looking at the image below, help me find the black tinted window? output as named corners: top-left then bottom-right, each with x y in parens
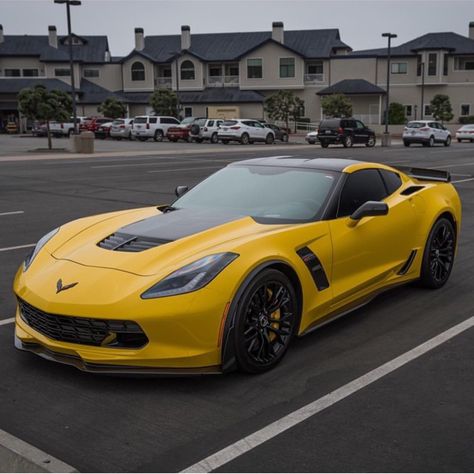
top-left (149, 117), bottom-right (158, 124)
top-left (380, 170), bottom-right (402, 195)
top-left (320, 119), bottom-right (340, 129)
top-left (338, 170), bottom-right (387, 217)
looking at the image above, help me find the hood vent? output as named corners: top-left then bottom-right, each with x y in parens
top-left (98, 232), bottom-right (171, 252)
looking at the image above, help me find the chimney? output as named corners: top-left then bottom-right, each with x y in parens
top-left (470, 21), bottom-right (474, 40)
top-left (48, 25), bottom-right (57, 48)
top-left (181, 25), bottom-right (191, 51)
top-left (135, 27), bottom-right (144, 51)
top-left (272, 21), bottom-right (284, 44)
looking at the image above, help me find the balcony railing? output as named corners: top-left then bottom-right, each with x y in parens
top-left (155, 77), bottom-right (172, 88)
top-left (207, 75), bottom-right (239, 87)
top-left (304, 73), bottom-right (324, 83)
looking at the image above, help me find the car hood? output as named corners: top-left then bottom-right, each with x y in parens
top-left (51, 207), bottom-right (288, 277)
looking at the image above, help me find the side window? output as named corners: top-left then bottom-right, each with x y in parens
top-left (380, 170), bottom-right (402, 195)
top-left (216, 120), bottom-right (223, 126)
top-left (242, 120), bottom-right (253, 127)
top-left (338, 170), bottom-right (388, 218)
top-left (207, 120), bottom-right (214, 127)
top-left (356, 121), bottom-right (365, 129)
top-left (428, 122), bottom-right (437, 129)
top-left (254, 122), bottom-right (264, 128)
top-left (149, 117), bottom-right (158, 124)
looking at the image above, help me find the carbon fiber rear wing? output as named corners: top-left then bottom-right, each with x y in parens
top-left (391, 165), bottom-right (451, 183)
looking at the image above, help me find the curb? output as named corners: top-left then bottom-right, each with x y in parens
top-left (0, 429), bottom-right (77, 473)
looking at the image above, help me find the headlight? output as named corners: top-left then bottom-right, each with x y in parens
top-left (141, 252), bottom-right (239, 299)
top-left (23, 227), bottom-right (60, 271)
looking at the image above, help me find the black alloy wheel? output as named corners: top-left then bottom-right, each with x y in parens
top-left (234, 269), bottom-right (297, 373)
top-left (419, 218), bottom-right (455, 289)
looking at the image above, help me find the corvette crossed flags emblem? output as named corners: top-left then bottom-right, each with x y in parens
top-left (56, 279), bottom-right (79, 294)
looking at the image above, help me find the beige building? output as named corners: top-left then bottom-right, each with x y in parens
top-left (1, 21), bottom-right (473, 126)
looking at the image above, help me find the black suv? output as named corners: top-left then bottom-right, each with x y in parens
top-left (318, 118), bottom-right (376, 148)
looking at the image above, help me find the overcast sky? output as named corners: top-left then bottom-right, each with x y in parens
top-left (1, 0), bottom-right (474, 56)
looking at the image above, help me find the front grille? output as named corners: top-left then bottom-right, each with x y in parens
top-left (18, 299), bottom-right (148, 349)
top-left (98, 232), bottom-right (170, 252)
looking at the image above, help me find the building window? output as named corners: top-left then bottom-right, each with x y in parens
top-left (443, 54), bottom-right (448, 76)
top-left (428, 53), bottom-right (437, 76)
top-left (306, 61), bottom-right (323, 75)
top-left (180, 60), bottom-right (195, 80)
top-left (184, 107), bottom-right (193, 117)
top-left (22, 69), bottom-right (39, 77)
top-left (162, 67), bottom-right (172, 78)
top-left (461, 104), bottom-right (471, 116)
top-left (405, 105), bottom-right (413, 117)
top-left (5, 69), bottom-right (21, 77)
top-left (454, 56), bottom-right (474, 70)
top-left (226, 63), bottom-right (239, 76)
top-left (416, 55), bottom-right (423, 76)
top-left (208, 65), bottom-right (222, 77)
top-left (391, 62), bottom-right (407, 74)
top-left (247, 58), bottom-right (263, 79)
top-left (280, 57), bottom-right (295, 78)
top-left (131, 61), bottom-right (145, 81)
top-left (55, 68), bottom-right (71, 77)
top-left (424, 104), bottom-right (433, 116)
top-left (84, 69), bottom-right (100, 78)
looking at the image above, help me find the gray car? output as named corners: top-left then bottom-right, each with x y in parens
top-left (110, 118), bottom-right (134, 140)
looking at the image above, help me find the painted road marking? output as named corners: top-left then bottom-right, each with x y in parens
top-left (430, 161), bottom-right (474, 169)
top-left (0, 318), bottom-right (14, 326)
top-left (182, 316), bottom-right (474, 473)
top-left (0, 427), bottom-right (77, 473)
top-left (0, 211), bottom-right (24, 217)
top-left (452, 177), bottom-right (474, 184)
top-left (0, 244), bottom-right (35, 253)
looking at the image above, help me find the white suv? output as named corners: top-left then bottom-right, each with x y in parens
top-left (189, 118), bottom-right (224, 143)
top-left (217, 119), bottom-right (275, 144)
top-left (403, 120), bottom-right (451, 147)
top-left (131, 115), bottom-right (180, 142)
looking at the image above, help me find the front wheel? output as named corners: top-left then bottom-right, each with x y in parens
top-left (444, 136), bottom-right (451, 147)
top-left (366, 136), bottom-right (376, 147)
top-left (282, 134), bottom-right (289, 143)
top-left (428, 136), bottom-right (435, 147)
top-left (154, 130), bottom-right (164, 142)
top-left (265, 133), bottom-right (274, 145)
top-left (241, 133), bottom-right (249, 145)
top-left (210, 132), bottom-right (218, 144)
top-left (234, 269), bottom-right (298, 373)
top-left (419, 217), bottom-right (456, 289)
top-left (343, 135), bottom-right (353, 148)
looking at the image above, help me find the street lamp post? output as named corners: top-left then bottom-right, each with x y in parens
top-left (169, 51), bottom-right (181, 119)
top-left (420, 61), bottom-right (425, 120)
top-left (381, 32), bottom-right (397, 147)
top-left (54, 0), bottom-right (81, 135)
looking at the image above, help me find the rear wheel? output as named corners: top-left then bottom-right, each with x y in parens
top-left (343, 135), bottom-right (353, 148)
top-left (234, 269), bottom-right (298, 373)
top-left (241, 133), bottom-right (249, 145)
top-left (419, 217), bottom-right (456, 289)
top-left (444, 136), bottom-right (451, 147)
top-left (154, 130), bottom-right (164, 142)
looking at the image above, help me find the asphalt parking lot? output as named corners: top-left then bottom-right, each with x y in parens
top-left (0, 142), bottom-right (473, 472)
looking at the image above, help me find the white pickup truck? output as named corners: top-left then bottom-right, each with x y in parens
top-left (49, 117), bottom-right (86, 137)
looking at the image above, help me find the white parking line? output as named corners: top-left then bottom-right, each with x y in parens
top-left (182, 316), bottom-right (474, 473)
top-left (0, 427), bottom-right (77, 472)
top-left (430, 161), bottom-right (474, 169)
top-left (452, 177), bottom-right (474, 184)
top-left (0, 318), bottom-right (14, 326)
top-left (0, 211), bottom-right (24, 217)
top-left (0, 244), bottom-right (35, 253)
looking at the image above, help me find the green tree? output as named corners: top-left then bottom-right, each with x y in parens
top-left (18, 85), bottom-right (72, 150)
top-left (388, 102), bottom-right (406, 125)
top-left (98, 97), bottom-right (127, 119)
top-left (320, 94), bottom-right (352, 118)
top-left (430, 94), bottom-right (454, 123)
top-left (149, 89), bottom-right (178, 117)
top-left (265, 90), bottom-right (305, 131)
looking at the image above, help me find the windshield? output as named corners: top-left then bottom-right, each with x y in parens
top-left (173, 165), bottom-right (339, 222)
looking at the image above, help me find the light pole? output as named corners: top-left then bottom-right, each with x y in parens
top-left (54, 0), bottom-right (81, 135)
top-left (420, 61), bottom-right (425, 120)
top-left (381, 32), bottom-right (397, 146)
top-left (170, 51), bottom-right (181, 119)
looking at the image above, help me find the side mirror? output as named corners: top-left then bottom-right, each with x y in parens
top-left (175, 185), bottom-right (188, 198)
top-left (349, 201), bottom-right (388, 225)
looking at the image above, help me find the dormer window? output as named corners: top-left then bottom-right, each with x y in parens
top-left (181, 60), bottom-right (195, 80)
top-left (131, 61), bottom-right (145, 81)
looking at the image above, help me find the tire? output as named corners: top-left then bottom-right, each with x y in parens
top-left (404, 140), bottom-right (410, 147)
top-left (320, 140), bottom-right (329, 148)
top-left (190, 124), bottom-right (200, 136)
top-left (282, 134), bottom-right (289, 143)
top-left (154, 130), bottom-right (164, 142)
top-left (418, 217), bottom-right (456, 289)
top-left (308, 140), bottom-right (315, 145)
top-left (210, 132), bottom-right (218, 144)
top-left (428, 136), bottom-right (435, 147)
top-left (265, 133), bottom-right (274, 145)
top-left (444, 136), bottom-right (451, 147)
top-left (241, 133), bottom-right (249, 145)
top-left (233, 269), bottom-right (298, 373)
top-left (343, 135), bottom-right (353, 148)
top-left (366, 136), bottom-right (376, 147)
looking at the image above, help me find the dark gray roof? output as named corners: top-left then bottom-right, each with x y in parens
top-left (0, 35), bottom-right (109, 63)
top-left (0, 78), bottom-right (72, 93)
top-left (317, 79), bottom-right (386, 95)
top-left (231, 157), bottom-right (360, 171)
top-left (119, 87), bottom-right (264, 104)
top-left (350, 32), bottom-right (474, 57)
top-left (125, 29), bottom-right (350, 63)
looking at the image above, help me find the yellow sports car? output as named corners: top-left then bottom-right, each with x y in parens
top-left (13, 158), bottom-right (461, 374)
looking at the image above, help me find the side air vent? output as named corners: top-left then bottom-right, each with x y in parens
top-left (98, 232), bottom-right (171, 252)
top-left (401, 185), bottom-right (425, 196)
top-left (398, 249), bottom-right (418, 275)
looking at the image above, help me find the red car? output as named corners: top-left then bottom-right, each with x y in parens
top-left (80, 117), bottom-right (113, 134)
top-left (166, 117), bottom-right (205, 142)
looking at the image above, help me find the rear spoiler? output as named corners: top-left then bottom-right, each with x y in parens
top-left (391, 165), bottom-right (451, 183)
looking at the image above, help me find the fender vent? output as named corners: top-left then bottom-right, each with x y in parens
top-left (398, 249), bottom-right (418, 275)
top-left (401, 186), bottom-right (425, 196)
top-left (297, 247), bottom-right (330, 291)
top-left (98, 232), bottom-right (171, 252)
